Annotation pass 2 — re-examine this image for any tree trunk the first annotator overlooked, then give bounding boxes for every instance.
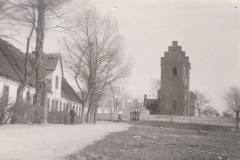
[90,105,95,123]
[80,103,85,123]
[34,1,46,106]
[101,111,104,121]
[236,111,239,130]
[86,103,92,123]
[93,106,98,124]
[110,106,113,121]
[16,82,27,103]
[197,109,201,116]
[41,86,48,124]
[16,33,34,103]
[86,91,93,123]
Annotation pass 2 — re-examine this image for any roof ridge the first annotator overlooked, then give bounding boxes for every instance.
[43,53,61,59]
[0,43,24,81]
[0,38,24,55]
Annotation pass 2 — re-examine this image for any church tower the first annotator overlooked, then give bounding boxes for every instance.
[160,41,191,115]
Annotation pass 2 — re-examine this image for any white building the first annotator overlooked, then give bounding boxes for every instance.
[0,39,82,115]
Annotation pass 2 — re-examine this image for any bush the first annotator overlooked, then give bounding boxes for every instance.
[11,102,44,124]
[222,110,234,118]
[48,111,70,124]
[47,111,82,124]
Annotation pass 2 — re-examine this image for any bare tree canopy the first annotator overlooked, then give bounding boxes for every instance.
[191,90,210,116]
[109,85,132,112]
[1,0,69,42]
[0,0,6,18]
[1,0,71,123]
[62,2,132,123]
[224,86,240,112]
[202,105,219,117]
[223,86,240,129]
[148,78,160,98]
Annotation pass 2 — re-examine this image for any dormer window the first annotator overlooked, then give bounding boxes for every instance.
[55,76,59,89]
[172,67,177,76]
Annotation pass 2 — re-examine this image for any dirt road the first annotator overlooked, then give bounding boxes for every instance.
[0,121,130,160]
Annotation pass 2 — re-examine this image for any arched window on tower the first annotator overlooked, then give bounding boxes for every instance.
[172,67,177,76]
[172,100,177,111]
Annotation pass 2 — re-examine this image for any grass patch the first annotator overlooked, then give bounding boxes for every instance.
[64,121,240,160]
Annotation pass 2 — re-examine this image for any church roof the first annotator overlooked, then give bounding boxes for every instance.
[145,99,158,107]
[0,38,81,103]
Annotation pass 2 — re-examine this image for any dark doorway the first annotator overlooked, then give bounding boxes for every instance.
[130,111,140,121]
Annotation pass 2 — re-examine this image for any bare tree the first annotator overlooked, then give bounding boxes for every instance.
[100,98,112,119]
[223,86,240,129]
[3,0,70,106]
[148,78,161,98]
[99,98,109,114]
[41,78,51,123]
[109,85,132,112]
[0,0,5,19]
[222,109,234,118]
[202,106,219,117]
[62,3,132,124]
[191,90,210,116]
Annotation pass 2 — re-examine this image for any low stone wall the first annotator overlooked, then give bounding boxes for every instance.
[149,115,236,127]
[97,113,111,120]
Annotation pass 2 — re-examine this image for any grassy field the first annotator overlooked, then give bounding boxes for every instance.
[64,121,240,160]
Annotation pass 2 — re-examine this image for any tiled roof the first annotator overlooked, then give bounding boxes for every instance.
[0,39,81,103]
[145,99,158,110]
[61,77,82,103]
[145,99,157,106]
[0,39,36,85]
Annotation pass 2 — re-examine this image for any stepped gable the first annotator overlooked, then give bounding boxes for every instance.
[43,53,61,71]
[61,77,81,103]
[162,41,189,64]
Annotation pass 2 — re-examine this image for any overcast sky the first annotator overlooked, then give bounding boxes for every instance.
[6,0,240,113]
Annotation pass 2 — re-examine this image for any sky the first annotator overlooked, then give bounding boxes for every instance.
[5,0,240,113]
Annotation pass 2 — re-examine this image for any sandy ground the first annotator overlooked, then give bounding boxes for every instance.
[0,121,130,160]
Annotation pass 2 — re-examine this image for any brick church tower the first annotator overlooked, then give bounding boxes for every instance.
[160,41,191,115]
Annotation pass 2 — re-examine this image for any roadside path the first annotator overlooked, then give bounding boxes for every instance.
[0,121,130,160]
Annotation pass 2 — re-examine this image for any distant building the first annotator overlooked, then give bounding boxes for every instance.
[0,39,82,115]
[145,41,191,115]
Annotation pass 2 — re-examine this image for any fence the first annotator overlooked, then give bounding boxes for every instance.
[149,115,236,127]
[96,113,111,120]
